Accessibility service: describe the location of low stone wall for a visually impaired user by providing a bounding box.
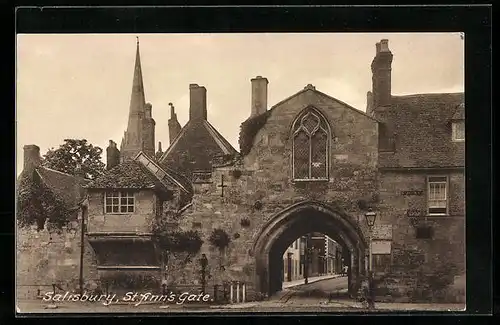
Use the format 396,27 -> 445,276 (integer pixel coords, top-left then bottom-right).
16,220 -> 98,300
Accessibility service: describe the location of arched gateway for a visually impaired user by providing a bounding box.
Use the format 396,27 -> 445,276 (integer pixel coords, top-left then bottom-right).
252,200 -> 368,296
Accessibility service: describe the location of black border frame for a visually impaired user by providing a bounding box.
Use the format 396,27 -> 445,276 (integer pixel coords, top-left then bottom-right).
2,4 -> 493,323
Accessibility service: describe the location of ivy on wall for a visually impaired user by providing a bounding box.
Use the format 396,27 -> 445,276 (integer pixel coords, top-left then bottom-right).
152,217 -> 203,256
17,172 -> 73,232
209,228 -> 231,251
238,111 -> 272,156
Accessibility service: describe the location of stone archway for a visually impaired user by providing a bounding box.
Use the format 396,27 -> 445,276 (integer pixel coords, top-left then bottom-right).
252,200 -> 368,297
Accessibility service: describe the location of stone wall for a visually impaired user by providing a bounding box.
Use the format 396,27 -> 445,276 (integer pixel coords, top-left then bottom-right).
378,170 -> 465,302
87,190 -> 157,233
16,217 -> 99,299
168,89 -> 381,293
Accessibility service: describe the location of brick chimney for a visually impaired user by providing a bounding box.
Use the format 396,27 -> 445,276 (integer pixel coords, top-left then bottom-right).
189,84 -> 207,121
371,39 -> 393,110
23,144 -> 41,172
106,140 -> 120,170
251,76 -> 268,117
168,102 -> 181,144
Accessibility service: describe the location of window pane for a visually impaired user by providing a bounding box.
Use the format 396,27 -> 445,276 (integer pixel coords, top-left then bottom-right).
128,205 -> 134,213
293,131 -> 310,179
112,198 -> 119,205
120,206 -> 127,213
311,130 -> 328,179
128,198 -> 134,205
105,198 -> 112,205
301,113 -> 320,134
112,206 -> 119,213
148,164 -> 159,174
156,170 -> 166,179
105,206 -> 112,213
121,198 -> 127,205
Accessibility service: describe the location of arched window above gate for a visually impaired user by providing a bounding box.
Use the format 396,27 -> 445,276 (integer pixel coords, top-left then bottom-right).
291,107 -> 331,181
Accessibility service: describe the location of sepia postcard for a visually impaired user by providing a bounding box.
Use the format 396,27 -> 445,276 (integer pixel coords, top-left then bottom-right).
15,32 -> 466,314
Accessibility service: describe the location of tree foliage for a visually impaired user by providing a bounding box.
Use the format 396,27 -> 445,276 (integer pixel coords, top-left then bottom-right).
17,172 -> 73,231
42,139 -> 105,180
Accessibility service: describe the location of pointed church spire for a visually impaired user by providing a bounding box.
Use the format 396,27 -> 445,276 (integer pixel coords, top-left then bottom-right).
121,37 -> 149,161
129,36 -> 146,116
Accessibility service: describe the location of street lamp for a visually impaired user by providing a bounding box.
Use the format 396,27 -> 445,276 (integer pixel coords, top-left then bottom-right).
364,208 -> 377,273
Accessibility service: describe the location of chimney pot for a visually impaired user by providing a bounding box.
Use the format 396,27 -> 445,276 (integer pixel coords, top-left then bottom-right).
379,39 -> 390,52
23,144 -> 41,172
251,76 -> 269,117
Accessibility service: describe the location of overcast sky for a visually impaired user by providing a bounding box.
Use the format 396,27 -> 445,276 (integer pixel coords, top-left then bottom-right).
16,33 -> 464,174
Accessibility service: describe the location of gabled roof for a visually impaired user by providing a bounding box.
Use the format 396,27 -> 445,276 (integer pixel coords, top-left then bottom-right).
379,92 -> 465,168
34,167 -> 89,208
264,85 -> 380,122
159,119 -> 238,172
85,152 -> 193,202
239,85 -> 379,156
85,160 -> 161,190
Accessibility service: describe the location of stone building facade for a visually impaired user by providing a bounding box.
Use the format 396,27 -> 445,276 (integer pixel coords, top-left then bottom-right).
17,38 -> 465,303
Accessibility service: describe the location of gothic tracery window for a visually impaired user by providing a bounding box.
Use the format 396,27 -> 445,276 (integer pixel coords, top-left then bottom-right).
292,109 -> 330,180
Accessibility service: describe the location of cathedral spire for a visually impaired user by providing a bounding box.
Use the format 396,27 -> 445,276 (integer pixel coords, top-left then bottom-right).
121,37 -> 149,161
129,36 -> 146,116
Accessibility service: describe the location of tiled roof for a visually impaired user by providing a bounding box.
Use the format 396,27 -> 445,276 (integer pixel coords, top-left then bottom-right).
35,167 -> 89,208
379,93 -> 465,168
160,119 -> 238,174
85,160 -> 161,189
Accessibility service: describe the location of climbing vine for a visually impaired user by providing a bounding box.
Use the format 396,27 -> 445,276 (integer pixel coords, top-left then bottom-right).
17,172 -> 73,232
152,215 -> 203,264
209,228 -> 231,251
238,111 -> 272,156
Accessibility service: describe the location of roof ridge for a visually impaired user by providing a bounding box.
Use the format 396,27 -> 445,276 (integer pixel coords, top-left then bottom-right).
203,120 -> 238,155
263,87 -> 379,123
392,92 -> 464,98
134,151 -> 190,194
159,120 -> 191,162
38,166 -> 90,183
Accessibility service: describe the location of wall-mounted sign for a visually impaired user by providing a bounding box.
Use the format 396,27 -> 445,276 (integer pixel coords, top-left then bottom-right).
406,209 -> 424,217
401,190 -> 424,196
372,240 -> 392,254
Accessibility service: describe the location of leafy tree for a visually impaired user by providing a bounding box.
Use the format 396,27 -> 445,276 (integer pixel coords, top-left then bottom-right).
17,171 -> 73,231
42,139 -> 105,180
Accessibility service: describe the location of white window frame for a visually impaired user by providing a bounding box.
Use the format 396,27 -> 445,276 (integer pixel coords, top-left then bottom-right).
104,191 -> 135,214
452,120 -> 465,142
291,109 -> 331,182
427,176 -> 449,216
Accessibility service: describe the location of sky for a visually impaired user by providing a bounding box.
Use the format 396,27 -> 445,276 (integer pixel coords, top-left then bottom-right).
16,33 -> 464,174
